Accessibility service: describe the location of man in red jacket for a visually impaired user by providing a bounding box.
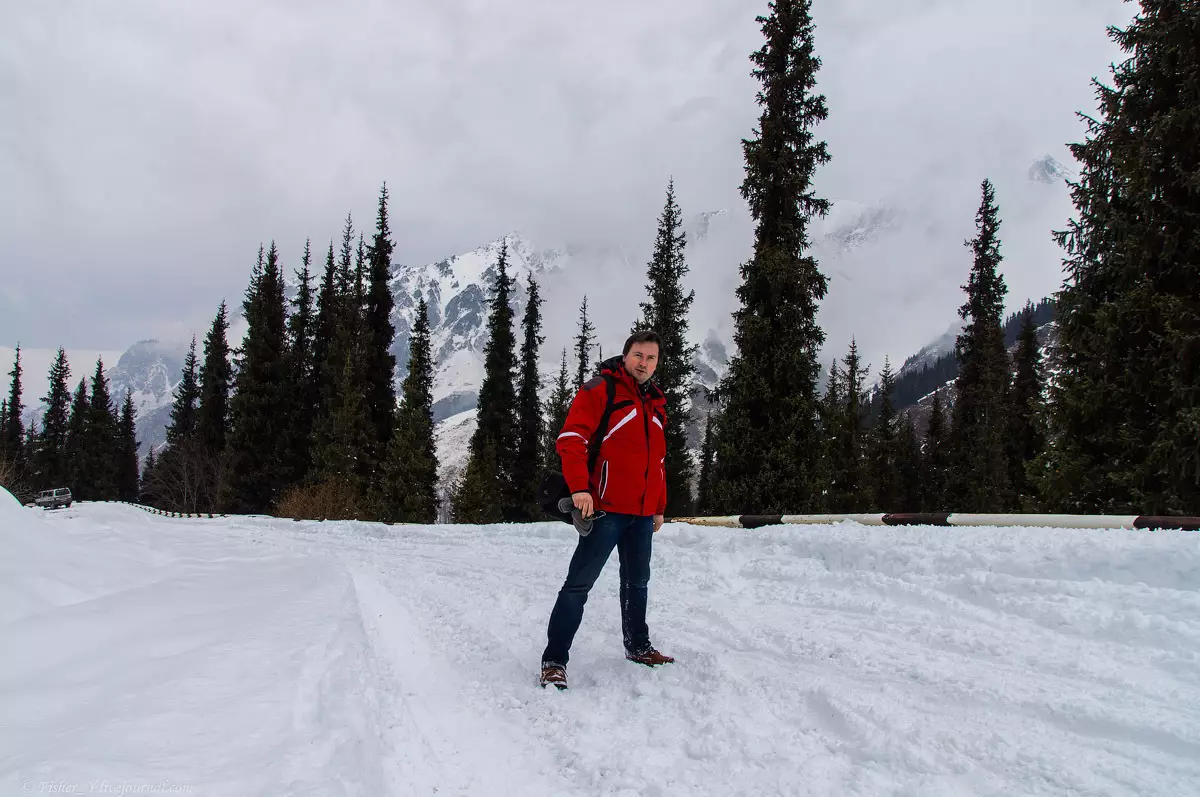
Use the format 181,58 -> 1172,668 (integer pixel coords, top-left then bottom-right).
539,330 -> 675,690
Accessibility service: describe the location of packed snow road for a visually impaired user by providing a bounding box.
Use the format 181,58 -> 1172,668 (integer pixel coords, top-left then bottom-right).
2,495 -> 1199,796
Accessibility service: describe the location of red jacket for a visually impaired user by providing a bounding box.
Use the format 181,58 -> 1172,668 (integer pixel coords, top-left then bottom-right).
556,357 -> 668,517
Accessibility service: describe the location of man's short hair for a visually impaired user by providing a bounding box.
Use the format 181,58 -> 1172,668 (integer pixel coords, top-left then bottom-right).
623,330 -> 661,356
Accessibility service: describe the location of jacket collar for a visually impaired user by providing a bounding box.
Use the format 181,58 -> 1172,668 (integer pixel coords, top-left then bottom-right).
599,355 -> 665,402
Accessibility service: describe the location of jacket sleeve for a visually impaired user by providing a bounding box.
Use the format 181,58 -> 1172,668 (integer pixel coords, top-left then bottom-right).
556,381 -> 606,495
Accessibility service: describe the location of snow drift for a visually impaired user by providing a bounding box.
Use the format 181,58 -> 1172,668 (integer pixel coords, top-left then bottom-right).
2,500 -> 1198,796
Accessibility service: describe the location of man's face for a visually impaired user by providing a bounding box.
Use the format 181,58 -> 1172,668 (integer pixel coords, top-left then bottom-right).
624,342 -> 659,384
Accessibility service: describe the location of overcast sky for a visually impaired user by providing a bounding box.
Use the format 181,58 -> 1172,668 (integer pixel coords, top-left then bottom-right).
1,0 -> 1135,360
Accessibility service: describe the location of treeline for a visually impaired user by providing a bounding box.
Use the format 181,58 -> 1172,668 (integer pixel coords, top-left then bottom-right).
140,185 -> 443,521
8,0 -> 1194,521
695,0 -> 1198,517
752,180 -> 1052,515
134,172 -> 700,525
884,297 -> 1056,415
0,347 -> 140,503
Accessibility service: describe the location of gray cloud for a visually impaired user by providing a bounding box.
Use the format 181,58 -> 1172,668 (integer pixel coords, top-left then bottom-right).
1,0 -> 1134,372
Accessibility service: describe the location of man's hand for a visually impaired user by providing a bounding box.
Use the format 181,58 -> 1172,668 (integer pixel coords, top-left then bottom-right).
653,514 -> 664,533
572,492 -> 595,518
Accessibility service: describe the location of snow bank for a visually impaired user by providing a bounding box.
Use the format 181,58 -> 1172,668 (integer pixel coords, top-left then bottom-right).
0,505 -> 385,797
5,505 -> 1199,796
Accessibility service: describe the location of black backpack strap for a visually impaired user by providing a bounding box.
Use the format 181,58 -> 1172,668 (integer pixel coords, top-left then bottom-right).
586,374 -> 627,475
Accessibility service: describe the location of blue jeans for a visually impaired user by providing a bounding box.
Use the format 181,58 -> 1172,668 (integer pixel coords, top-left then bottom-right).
542,512 -> 654,665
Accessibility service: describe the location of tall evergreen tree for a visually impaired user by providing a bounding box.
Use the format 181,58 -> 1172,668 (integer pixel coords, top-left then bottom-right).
867,357 -> 899,511
36,348 -> 72,487
140,445 -> 158,507
312,242 -> 338,419
828,340 -> 869,512
634,177 -> 699,517
196,302 -> 232,456
895,414 -> 923,512
947,179 -> 1011,512
709,0 -> 832,514
574,295 -> 596,387
284,240 -> 318,488
311,346 -> 374,499
542,348 -> 573,474
219,241 -> 290,514
378,298 -> 439,522
1007,304 -> 1046,509
64,378 -> 89,495
3,345 -> 25,471
922,388 -> 950,511
195,301 -> 231,512
116,391 -> 139,502
84,357 -> 118,500
364,183 -> 398,469
1041,0 -> 1200,514
165,336 -> 201,447
513,274 -> 546,519
315,214 -> 357,421
453,242 -> 518,522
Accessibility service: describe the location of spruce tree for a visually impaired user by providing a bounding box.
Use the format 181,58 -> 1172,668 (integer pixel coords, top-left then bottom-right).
283,240 -> 318,489
64,378 -> 89,495
3,345 -> 25,472
36,348 -> 72,487
364,183 -> 398,469
312,242 -> 338,419
195,301 -> 231,512
922,388 -> 950,511
116,391 -> 139,502
634,177 -> 699,517
709,0 -> 832,514
829,340 -> 869,512
1007,304 -> 1046,509
311,348 -> 374,502
1041,0 -> 1200,514
574,296 -> 596,387
219,242 -> 290,514
315,214 -> 357,421
196,302 -> 232,455
542,348 -> 573,473
816,360 -> 841,512
453,242 -> 518,522
140,445 -> 158,507
895,414 -> 922,512
867,357 -> 899,511
84,357 -> 118,500
378,298 -> 439,522
947,179 -> 1011,512
451,439 -> 503,525
165,336 -> 200,447
513,274 -> 546,519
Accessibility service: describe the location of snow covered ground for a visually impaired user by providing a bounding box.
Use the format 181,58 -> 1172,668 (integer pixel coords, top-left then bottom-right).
3,490 -> 1199,797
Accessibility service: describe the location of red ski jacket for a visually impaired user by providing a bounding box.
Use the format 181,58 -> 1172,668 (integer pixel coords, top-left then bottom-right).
556,357 -> 668,517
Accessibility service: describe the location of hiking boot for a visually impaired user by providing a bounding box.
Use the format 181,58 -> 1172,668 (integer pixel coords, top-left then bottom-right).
625,646 -> 675,667
557,497 -> 603,536
540,662 -> 568,690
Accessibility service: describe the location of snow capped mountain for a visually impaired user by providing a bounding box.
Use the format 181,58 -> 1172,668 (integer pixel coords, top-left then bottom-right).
72,155 -> 1072,491
103,340 -> 190,457
1027,155 -> 1076,185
